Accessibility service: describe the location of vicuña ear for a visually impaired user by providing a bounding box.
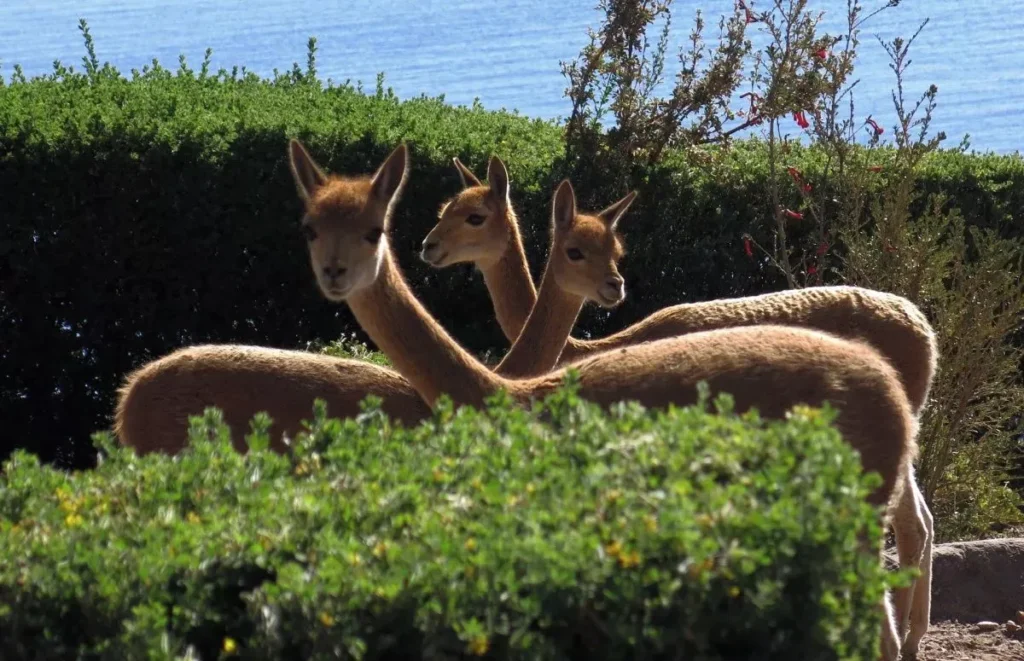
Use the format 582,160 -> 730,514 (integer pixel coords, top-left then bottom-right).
453,157 -> 482,188
598,190 -> 638,230
552,179 -> 577,232
486,155 -> 510,208
288,139 -> 328,201
371,143 -> 409,205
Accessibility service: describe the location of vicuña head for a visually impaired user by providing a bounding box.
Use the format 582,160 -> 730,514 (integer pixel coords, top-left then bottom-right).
288,139 -> 408,302
420,156 -> 512,268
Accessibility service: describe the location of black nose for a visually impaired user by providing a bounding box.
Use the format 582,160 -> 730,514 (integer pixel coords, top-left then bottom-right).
323,265 -> 347,279
423,240 -> 438,251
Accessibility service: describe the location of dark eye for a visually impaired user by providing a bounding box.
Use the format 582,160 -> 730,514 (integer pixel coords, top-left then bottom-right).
301,224 -> 318,242
466,214 -> 486,226
365,227 -> 384,244
566,247 -> 584,261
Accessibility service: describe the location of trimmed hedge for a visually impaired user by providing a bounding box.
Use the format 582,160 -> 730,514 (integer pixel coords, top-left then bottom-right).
2,57 -> 1023,468
0,384 -> 893,660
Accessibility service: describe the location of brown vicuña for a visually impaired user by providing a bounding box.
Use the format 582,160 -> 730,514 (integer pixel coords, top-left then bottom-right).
114,345 -> 430,454
290,138 -> 918,661
424,155 -> 934,656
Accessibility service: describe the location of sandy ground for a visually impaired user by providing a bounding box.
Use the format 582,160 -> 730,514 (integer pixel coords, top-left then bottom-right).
916,621 -> 1024,660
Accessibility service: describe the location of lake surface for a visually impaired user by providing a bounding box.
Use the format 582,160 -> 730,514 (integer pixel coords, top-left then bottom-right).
1,0 -> 1021,154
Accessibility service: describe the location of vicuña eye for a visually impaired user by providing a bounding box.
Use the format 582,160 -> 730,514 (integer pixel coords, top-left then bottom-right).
365,227 -> 384,244
566,247 -> 584,261
466,214 -> 486,226
301,224 -> 318,242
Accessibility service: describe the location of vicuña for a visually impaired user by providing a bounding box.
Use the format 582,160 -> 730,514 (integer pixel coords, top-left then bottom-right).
421,155 -> 935,655
289,138 -> 919,661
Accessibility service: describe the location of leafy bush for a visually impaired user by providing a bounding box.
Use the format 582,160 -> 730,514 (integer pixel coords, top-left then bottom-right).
0,383 -> 894,660
307,333 -> 392,367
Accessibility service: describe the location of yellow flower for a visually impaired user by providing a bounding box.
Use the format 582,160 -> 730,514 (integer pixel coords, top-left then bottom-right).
618,551 -> 641,569
643,514 -> 658,532
373,541 -> 389,558
506,495 -> 521,508
468,634 -> 490,656
65,514 -> 83,528
729,585 -> 741,598
187,512 -> 201,524
605,489 -> 623,504
471,477 -> 483,490
525,482 -> 536,495
348,552 -> 363,567
464,537 -> 477,552
222,637 -> 237,654
604,540 -> 622,558
319,612 -> 335,627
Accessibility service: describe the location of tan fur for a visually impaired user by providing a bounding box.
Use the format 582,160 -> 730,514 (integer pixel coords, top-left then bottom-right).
114,345 -> 430,454
290,141 -> 919,660
424,156 -> 935,656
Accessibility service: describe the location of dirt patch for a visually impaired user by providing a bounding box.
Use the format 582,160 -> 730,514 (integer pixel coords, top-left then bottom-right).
917,621 -> 1024,660
883,537 -> 1024,659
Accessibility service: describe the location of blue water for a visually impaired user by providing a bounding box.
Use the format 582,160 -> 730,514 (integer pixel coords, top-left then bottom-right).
1,0 -> 1021,154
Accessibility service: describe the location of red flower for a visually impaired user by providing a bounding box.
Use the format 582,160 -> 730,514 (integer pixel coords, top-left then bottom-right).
793,111 -> 810,129
785,166 -> 813,193
738,0 -> 757,24
807,264 -> 818,275
743,237 -> 754,258
816,241 -> 829,256
813,47 -> 828,60
866,117 -> 884,135
867,165 -> 883,173
782,208 -> 804,221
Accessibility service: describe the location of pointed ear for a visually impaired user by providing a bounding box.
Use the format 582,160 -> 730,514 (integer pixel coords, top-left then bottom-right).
370,143 -> 409,205
288,139 -> 328,201
552,179 -> 577,232
598,190 -> 638,230
452,157 -> 482,188
486,156 -> 510,208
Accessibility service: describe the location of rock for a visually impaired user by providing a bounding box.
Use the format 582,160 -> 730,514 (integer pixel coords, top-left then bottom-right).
883,537 -> 1024,624
976,621 -> 1001,632
1006,620 -> 1020,633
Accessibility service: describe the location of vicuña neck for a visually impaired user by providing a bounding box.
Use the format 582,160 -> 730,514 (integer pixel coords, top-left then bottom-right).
494,259 -> 585,378
347,246 -> 509,407
477,219 -> 537,345
477,221 -> 591,362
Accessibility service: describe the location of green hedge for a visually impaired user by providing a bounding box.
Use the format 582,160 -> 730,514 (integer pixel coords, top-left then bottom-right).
0,384 -> 892,660
3,56 -> 1023,468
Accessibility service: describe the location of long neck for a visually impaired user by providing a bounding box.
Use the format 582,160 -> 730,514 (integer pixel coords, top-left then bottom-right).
346,246 -> 509,407
477,216 -> 591,361
494,259 -> 586,378
478,220 -> 538,344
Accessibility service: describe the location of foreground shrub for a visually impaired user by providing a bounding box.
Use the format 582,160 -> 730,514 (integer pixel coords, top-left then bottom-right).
0,384 -> 892,660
